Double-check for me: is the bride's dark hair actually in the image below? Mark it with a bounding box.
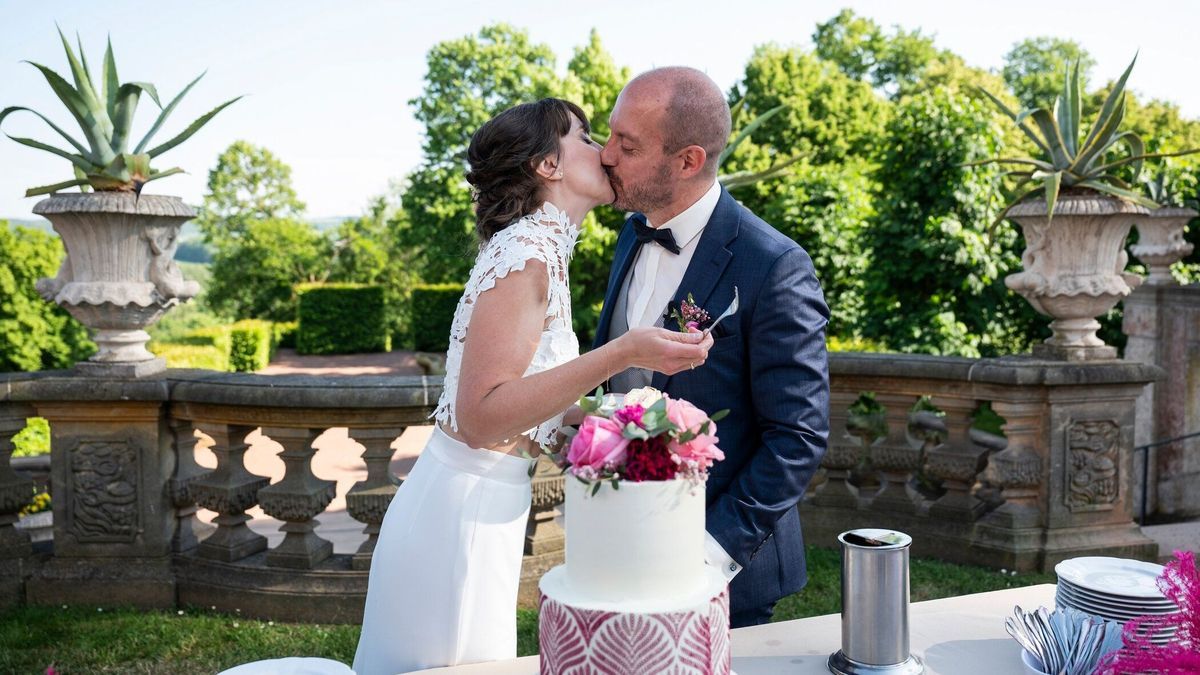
[465,98,590,242]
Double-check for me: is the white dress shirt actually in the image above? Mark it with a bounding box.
[625,180,722,330]
[624,179,742,582]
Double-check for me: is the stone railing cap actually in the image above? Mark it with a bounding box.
[830,352,1162,387]
[168,370,441,409]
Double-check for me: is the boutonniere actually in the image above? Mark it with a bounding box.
[666,293,711,332]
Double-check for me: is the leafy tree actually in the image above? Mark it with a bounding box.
[862,88,1043,357]
[736,159,876,336]
[204,218,331,322]
[730,44,888,166]
[396,25,632,344]
[566,29,630,140]
[397,24,565,286]
[197,142,330,322]
[0,223,94,371]
[813,9,939,97]
[1002,37,1096,110]
[333,191,421,344]
[195,141,306,247]
[330,196,391,285]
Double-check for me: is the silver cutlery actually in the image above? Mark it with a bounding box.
[1006,605,1124,675]
[702,286,739,338]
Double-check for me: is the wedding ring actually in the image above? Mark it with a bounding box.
[690,362,696,370]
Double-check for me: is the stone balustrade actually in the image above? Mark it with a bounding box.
[0,352,1160,622]
[805,353,1160,572]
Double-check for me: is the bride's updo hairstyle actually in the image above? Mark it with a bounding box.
[466,98,590,242]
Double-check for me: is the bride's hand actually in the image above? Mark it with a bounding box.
[616,327,713,375]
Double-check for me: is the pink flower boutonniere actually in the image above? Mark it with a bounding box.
[667,293,711,332]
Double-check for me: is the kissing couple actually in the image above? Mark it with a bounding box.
[353,66,830,674]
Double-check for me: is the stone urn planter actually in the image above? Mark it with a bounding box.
[33,192,200,377]
[15,510,52,544]
[1130,206,1197,285]
[1005,192,1149,361]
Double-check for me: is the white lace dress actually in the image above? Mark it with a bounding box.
[354,204,580,675]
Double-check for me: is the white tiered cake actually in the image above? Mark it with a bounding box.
[537,477,730,675]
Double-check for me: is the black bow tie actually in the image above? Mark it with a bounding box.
[632,214,681,255]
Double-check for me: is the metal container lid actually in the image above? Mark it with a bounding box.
[838,528,912,550]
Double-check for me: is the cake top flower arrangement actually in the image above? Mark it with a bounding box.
[554,386,727,494]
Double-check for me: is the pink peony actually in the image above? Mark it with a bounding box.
[612,404,646,428]
[567,415,630,471]
[665,398,724,469]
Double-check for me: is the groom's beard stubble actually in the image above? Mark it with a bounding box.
[607,164,675,215]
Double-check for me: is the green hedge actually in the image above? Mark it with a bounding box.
[273,321,299,350]
[410,283,464,353]
[230,320,273,372]
[12,417,50,457]
[175,325,232,354]
[296,283,390,355]
[148,342,229,371]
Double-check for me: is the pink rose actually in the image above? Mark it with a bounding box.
[567,415,630,471]
[665,398,725,469]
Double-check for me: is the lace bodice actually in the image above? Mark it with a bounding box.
[432,203,581,447]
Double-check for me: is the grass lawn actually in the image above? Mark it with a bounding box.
[0,547,1054,674]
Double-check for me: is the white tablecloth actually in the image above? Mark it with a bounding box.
[408,583,1057,674]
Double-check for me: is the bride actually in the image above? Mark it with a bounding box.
[352,98,712,674]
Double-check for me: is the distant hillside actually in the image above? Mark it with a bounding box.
[3,217,53,233]
[5,216,351,241]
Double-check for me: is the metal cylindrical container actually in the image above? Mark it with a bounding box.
[828,528,923,675]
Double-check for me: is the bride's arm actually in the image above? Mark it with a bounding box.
[454,259,709,448]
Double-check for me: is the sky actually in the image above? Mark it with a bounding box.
[2,0,1198,221]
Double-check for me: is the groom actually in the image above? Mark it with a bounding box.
[594,67,830,628]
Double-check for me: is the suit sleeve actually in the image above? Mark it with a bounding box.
[706,246,830,567]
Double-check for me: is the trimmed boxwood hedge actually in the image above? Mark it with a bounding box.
[273,321,299,350]
[230,320,273,372]
[410,283,464,353]
[296,283,390,355]
[148,342,229,371]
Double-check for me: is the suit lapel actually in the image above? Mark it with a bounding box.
[592,215,642,350]
[652,188,741,390]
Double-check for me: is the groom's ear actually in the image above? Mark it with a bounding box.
[534,155,563,181]
[677,145,709,179]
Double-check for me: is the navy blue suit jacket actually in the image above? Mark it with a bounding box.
[592,188,830,615]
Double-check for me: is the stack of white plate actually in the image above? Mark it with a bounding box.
[1055,557,1180,645]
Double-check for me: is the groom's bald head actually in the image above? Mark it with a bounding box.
[624,67,731,177]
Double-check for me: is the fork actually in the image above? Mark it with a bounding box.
[702,286,739,338]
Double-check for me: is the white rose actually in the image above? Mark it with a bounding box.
[624,386,664,408]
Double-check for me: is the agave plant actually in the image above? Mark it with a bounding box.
[716,100,806,190]
[972,55,1198,222]
[0,29,240,197]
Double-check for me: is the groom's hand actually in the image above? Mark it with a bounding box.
[617,327,712,375]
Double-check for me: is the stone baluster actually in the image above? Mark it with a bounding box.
[810,392,862,509]
[257,427,336,569]
[166,417,208,554]
[981,399,1045,531]
[0,406,35,559]
[189,423,269,562]
[925,396,989,521]
[527,457,565,557]
[867,394,925,514]
[345,428,402,570]
[518,455,565,607]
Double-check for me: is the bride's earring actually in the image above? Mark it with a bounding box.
[554,168,564,179]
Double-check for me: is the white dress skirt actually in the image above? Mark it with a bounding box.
[352,426,534,675]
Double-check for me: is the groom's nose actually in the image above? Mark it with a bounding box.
[600,142,617,167]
